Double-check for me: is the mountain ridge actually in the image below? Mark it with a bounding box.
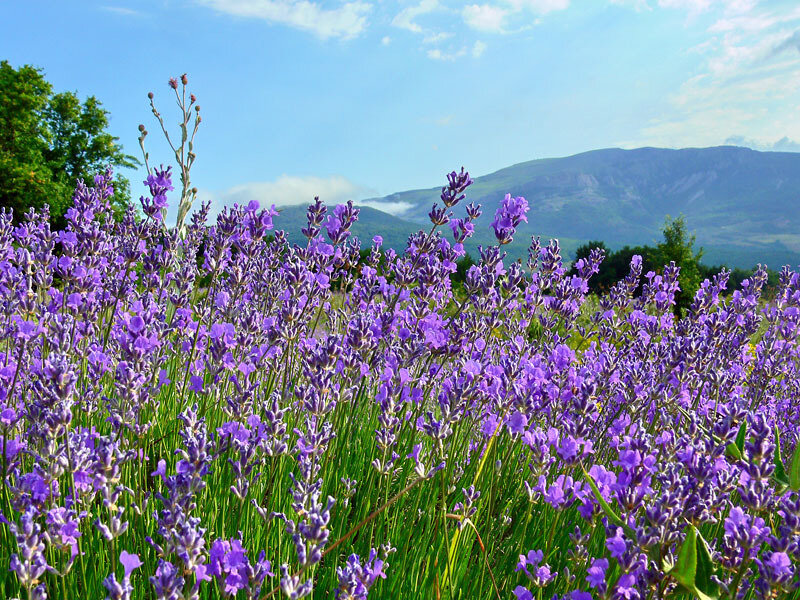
[268,146,800,269]
[351,145,800,269]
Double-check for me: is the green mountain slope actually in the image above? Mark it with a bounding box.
[273,204,418,251]
[357,146,800,269]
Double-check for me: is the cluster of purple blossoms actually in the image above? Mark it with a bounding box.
[491,193,529,244]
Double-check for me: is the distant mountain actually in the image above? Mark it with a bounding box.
[273,204,418,251]
[270,147,800,269]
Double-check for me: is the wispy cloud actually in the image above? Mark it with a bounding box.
[422,31,453,44]
[608,0,651,11]
[391,0,439,33]
[427,47,467,60]
[195,0,372,40]
[725,135,800,152]
[472,40,487,57]
[508,0,569,13]
[101,5,142,17]
[656,0,714,13]
[773,30,800,57]
[461,0,569,33]
[391,0,469,60]
[630,2,800,148]
[613,0,759,17]
[462,4,508,33]
[200,175,374,215]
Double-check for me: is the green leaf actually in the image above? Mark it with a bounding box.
[606,558,622,591]
[673,525,697,590]
[695,530,720,599]
[790,439,800,491]
[774,426,789,486]
[583,467,625,528]
[582,466,643,542]
[735,420,747,454]
[724,421,746,461]
[671,526,720,600]
[725,442,742,461]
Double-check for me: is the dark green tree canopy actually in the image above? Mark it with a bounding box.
[0,60,137,226]
[567,215,779,312]
[571,240,656,296]
[653,215,704,311]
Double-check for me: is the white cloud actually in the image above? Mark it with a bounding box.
[506,0,569,13]
[422,31,453,44]
[392,0,476,65]
[391,0,439,33]
[381,35,391,45]
[101,5,141,16]
[608,0,651,11]
[613,0,759,15]
[656,0,755,13]
[472,39,487,57]
[725,135,800,152]
[632,3,800,150]
[773,30,800,57]
[201,175,374,215]
[195,0,372,40]
[354,200,414,215]
[462,4,508,33]
[657,0,713,13]
[427,47,468,60]
[708,8,791,34]
[461,0,569,33]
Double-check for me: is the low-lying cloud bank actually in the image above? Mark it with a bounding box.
[198,174,418,218]
[199,174,376,216]
[725,135,800,153]
[353,199,414,216]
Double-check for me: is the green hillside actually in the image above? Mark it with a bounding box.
[273,204,417,251]
[355,146,800,269]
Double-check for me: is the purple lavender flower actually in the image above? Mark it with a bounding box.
[586,557,608,592]
[491,194,529,245]
[516,548,556,586]
[207,537,273,598]
[335,549,387,599]
[103,551,142,600]
[513,586,533,600]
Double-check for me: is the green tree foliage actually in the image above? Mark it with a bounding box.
[571,215,781,309]
[454,253,477,283]
[698,263,780,300]
[572,240,656,296]
[0,60,137,226]
[653,215,704,312]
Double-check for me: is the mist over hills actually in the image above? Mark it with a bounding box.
[274,146,800,269]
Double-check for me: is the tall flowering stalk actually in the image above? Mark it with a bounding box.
[138,74,201,233]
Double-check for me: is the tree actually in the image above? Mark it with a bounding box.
[570,240,657,295]
[570,240,608,294]
[0,60,137,226]
[454,252,477,284]
[654,215,704,312]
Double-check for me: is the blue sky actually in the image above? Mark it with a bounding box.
[3,0,800,218]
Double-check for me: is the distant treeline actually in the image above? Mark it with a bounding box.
[348,215,778,312]
[450,216,780,311]
[565,241,779,297]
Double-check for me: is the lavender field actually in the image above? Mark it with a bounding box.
[1,152,800,600]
